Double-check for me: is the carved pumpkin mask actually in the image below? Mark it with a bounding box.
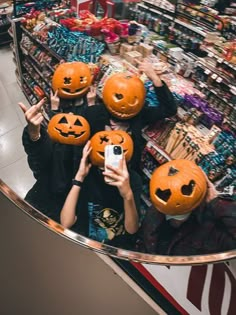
[89,130,133,167]
[102,73,146,120]
[150,159,207,215]
[48,113,90,146]
[52,62,92,99]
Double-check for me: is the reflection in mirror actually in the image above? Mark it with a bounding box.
[0,1,236,265]
[16,58,236,261]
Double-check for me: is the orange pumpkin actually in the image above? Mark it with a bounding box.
[89,130,133,167]
[52,62,92,99]
[47,113,90,145]
[150,159,207,215]
[102,73,146,120]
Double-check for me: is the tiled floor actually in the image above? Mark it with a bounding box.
[0,46,35,198]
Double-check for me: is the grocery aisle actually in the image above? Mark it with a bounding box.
[0,45,35,198]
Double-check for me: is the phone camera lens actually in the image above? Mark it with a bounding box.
[113,146,121,155]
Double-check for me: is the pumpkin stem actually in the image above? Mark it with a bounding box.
[168,167,179,176]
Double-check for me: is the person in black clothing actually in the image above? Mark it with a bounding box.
[136,175,236,255]
[85,61,177,171]
[19,61,176,222]
[18,85,97,222]
[60,141,142,249]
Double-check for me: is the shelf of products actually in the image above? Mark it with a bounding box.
[0,5,13,46]
[10,0,236,211]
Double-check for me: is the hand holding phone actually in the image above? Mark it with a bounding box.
[104,145,123,183]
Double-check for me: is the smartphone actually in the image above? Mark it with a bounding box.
[104,145,123,183]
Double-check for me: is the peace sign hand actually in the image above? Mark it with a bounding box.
[87,85,97,106]
[50,90,60,110]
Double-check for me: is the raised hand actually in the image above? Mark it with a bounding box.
[19,98,46,140]
[103,157,132,199]
[137,60,163,87]
[75,141,92,182]
[86,84,97,106]
[50,90,60,110]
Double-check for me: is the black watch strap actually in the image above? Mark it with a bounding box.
[72,179,83,187]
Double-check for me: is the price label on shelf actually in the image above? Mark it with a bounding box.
[211,73,218,80]
[216,76,223,83]
[217,58,223,63]
[208,52,214,58]
[204,69,211,75]
[199,82,207,88]
[230,88,236,95]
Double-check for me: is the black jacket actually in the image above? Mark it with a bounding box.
[137,198,236,256]
[22,82,176,221]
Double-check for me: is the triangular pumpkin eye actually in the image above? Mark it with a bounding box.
[181,180,195,195]
[156,188,171,202]
[74,119,83,126]
[58,117,68,124]
[168,167,179,176]
[64,77,71,84]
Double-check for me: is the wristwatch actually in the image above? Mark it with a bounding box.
[72,179,83,187]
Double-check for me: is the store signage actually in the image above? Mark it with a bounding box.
[132,262,236,315]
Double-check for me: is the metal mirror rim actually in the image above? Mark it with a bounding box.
[1,179,236,265]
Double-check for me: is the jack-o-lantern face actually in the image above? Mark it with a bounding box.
[89,130,133,167]
[150,159,207,215]
[48,113,90,146]
[102,73,146,120]
[52,62,92,99]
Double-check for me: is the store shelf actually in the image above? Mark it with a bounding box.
[21,25,62,61]
[143,0,175,14]
[20,44,55,73]
[22,86,37,106]
[0,38,12,45]
[195,60,233,86]
[25,57,52,87]
[174,18,206,37]
[137,3,206,36]
[142,167,152,179]
[22,75,40,101]
[142,132,172,161]
[200,46,236,72]
[22,65,49,98]
[195,81,236,110]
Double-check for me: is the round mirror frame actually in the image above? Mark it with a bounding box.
[1,179,236,265]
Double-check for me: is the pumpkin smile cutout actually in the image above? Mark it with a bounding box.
[47,113,90,146]
[52,62,92,99]
[150,159,207,215]
[102,73,146,120]
[89,130,134,167]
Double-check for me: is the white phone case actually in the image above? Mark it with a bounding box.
[104,145,123,182]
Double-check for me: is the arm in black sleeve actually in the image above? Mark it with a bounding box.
[142,81,177,126]
[207,197,236,239]
[22,125,54,179]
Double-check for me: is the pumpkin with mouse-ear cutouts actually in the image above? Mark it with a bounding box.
[47,113,90,145]
[52,62,92,99]
[102,73,146,120]
[150,159,207,215]
[89,130,133,167]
